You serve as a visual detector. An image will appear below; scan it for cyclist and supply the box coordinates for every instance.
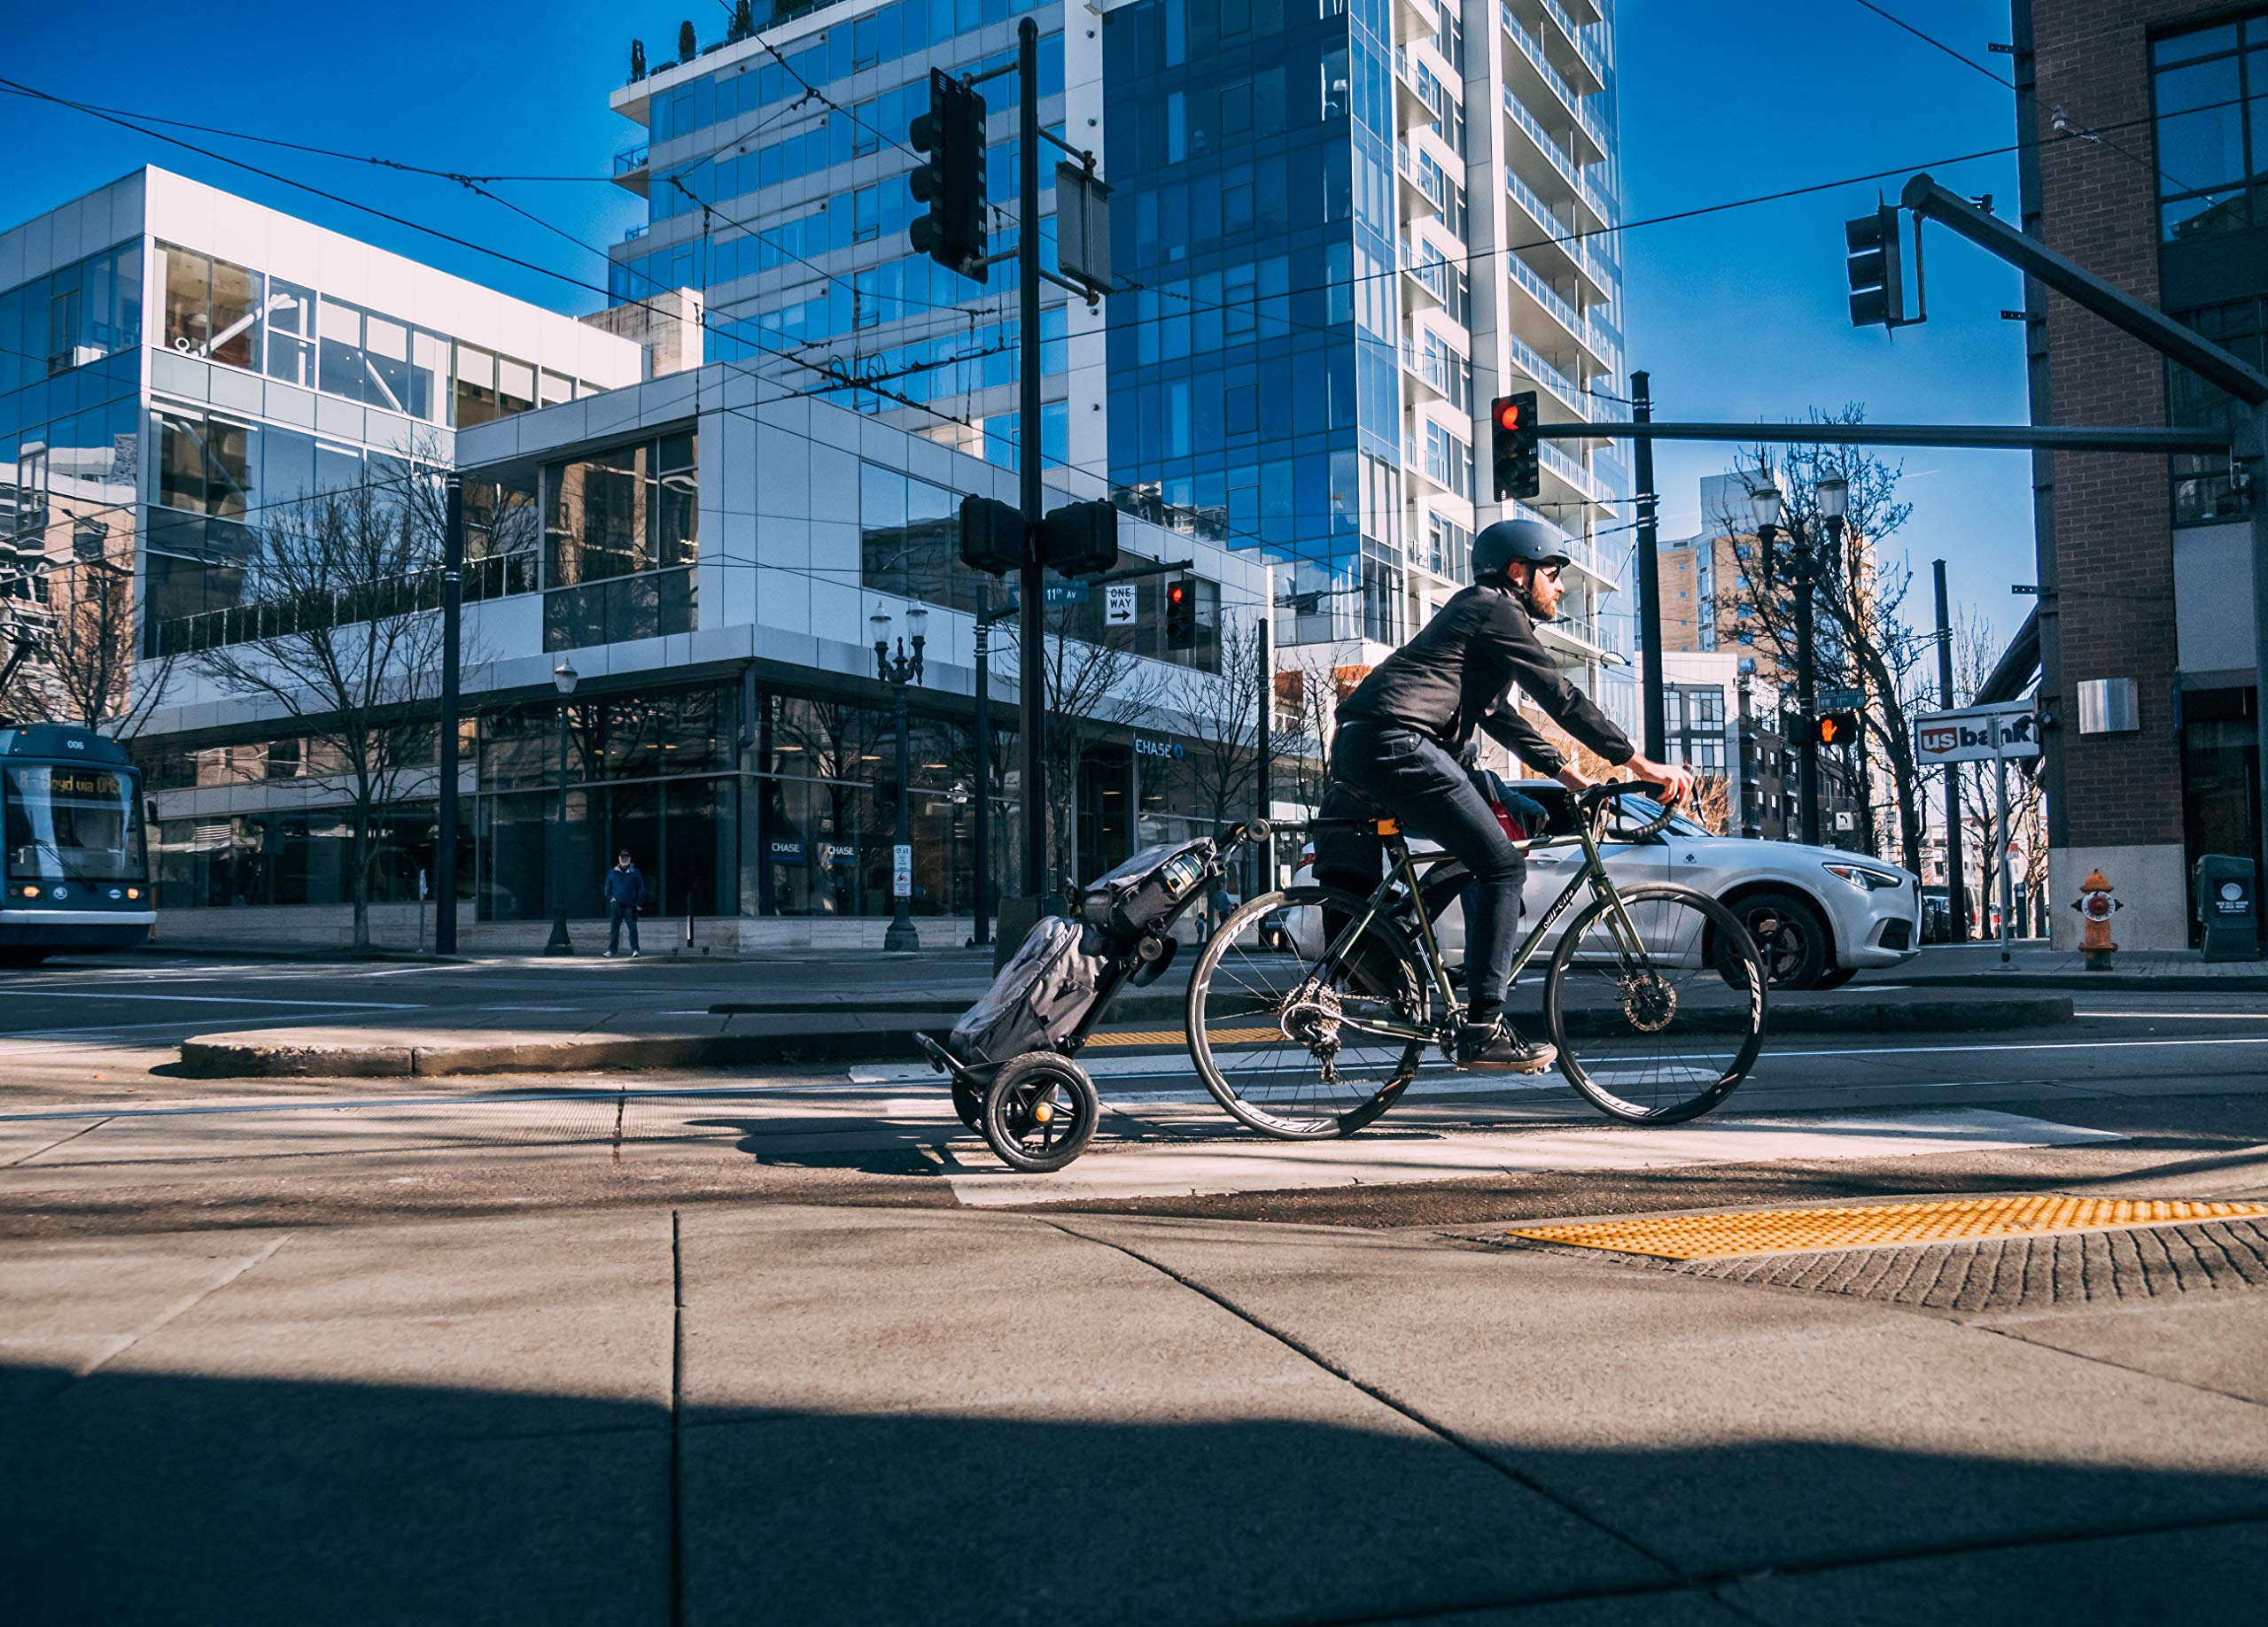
[1317,518,1694,1072]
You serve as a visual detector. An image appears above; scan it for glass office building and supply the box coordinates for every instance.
[606,1,1630,710]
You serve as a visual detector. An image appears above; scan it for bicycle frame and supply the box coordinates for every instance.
[1304,802,1657,1049]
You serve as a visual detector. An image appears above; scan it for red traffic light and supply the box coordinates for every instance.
[1495,399,1524,433]
[1167,582,1187,606]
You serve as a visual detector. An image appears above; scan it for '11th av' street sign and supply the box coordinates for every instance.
[1913,702,2040,766]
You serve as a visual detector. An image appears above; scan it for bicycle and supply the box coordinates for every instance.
[1184,782,1771,1138]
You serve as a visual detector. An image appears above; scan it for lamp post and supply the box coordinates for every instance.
[873,605,927,953]
[1749,483,1825,847]
[545,659,579,955]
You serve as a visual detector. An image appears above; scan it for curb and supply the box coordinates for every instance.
[176,994,2072,1079]
[175,1019,944,1081]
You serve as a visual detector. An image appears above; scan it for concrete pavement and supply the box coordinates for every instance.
[6,1196,2264,1624]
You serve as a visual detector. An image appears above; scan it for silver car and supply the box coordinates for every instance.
[1286,781,1921,991]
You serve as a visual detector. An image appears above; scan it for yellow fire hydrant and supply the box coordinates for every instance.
[2073,869,2120,971]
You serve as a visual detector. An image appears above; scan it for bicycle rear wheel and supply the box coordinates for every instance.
[1186,887,1430,1139]
[1542,884,1767,1125]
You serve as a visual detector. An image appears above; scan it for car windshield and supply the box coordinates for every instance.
[1612,794,1714,841]
[3,763,147,883]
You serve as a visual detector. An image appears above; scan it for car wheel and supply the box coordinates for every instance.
[1727,892,1829,990]
[1813,966,1857,991]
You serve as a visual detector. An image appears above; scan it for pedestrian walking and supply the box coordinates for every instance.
[604,850,645,957]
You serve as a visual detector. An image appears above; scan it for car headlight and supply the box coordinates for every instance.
[1823,862,1905,895]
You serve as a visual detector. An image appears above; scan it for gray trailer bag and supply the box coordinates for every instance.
[947,915,1108,1067]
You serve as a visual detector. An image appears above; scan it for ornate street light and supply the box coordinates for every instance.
[873,606,927,952]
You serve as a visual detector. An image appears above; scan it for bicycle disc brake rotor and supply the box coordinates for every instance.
[1620,970,1677,1033]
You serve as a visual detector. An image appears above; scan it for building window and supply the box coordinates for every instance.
[2169,295,2262,523]
[544,430,698,589]
[2152,17,2268,242]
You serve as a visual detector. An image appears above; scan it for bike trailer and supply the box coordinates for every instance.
[946,915,1110,1069]
[1076,838,1216,946]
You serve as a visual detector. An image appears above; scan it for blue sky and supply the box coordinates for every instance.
[4,0,2039,652]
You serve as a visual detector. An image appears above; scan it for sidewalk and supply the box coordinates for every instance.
[1882,941,2268,991]
[6,1198,2263,1623]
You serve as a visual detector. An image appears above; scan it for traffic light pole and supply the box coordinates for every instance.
[970,588,991,946]
[1630,371,1666,761]
[1015,16,1045,899]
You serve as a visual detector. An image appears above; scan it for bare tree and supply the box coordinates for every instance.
[22,552,176,736]
[1952,610,2047,935]
[1710,408,1932,872]
[1000,606,1171,889]
[186,450,457,950]
[1688,771,1733,836]
[1163,616,1266,836]
[1271,648,1349,819]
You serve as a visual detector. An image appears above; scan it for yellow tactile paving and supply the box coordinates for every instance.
[1086,1027,1298,1048]
[1507,1196,2268,1261]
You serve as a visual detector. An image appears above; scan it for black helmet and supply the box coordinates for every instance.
[1472,518,1573,579]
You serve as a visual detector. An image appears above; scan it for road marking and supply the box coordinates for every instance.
[943,1108,2125,1206]
[10,990,423,1010]
[2078,1010,2268,1020]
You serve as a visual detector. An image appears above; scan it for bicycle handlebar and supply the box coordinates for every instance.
[1579,779,1682,841]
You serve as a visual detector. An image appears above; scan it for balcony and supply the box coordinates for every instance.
[1402,339,1469,407]
[1394,141,1444,223]
[1399,239,1449,309]
[1398,0,1443,39]
[1537,0,1609,93]
[612,143,651,198]
[1502,327,1585,418]
[1501,88,1608,235]
[1503,167,1612,305]
[1542,440,1612,506]
[1392,47,1437,127]
[1502,5,1608,167]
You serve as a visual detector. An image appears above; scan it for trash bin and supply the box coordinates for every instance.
[2194,855,2260,962]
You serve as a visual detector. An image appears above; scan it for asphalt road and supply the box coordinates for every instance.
[2,948,2264,1232]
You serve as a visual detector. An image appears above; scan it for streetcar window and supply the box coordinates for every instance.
[3,765,147,883]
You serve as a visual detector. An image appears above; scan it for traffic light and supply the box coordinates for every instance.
[1491,391,1539,501]
[1165,577,1198,649]
[1784,714,1816,747]
[1845,204,1905,329]
[1039,499,1118,577]
[959,494,1024,576]
[909,69,988,282]
[1816,710,1861,747]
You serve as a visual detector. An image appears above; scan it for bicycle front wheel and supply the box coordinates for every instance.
[1186,887,1430,1139]
[1543,884,1767,1125]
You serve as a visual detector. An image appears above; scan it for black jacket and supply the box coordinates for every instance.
[1336,580,1634,775]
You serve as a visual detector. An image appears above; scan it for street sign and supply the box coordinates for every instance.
[1833,811,1858,833]
[1005,583,1088,608]
[1104,582,1137,625]
[892,843,913,899]
[1817,686,1863,710]
[1913,703,2040,766]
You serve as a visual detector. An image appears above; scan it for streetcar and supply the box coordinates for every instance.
[0,724,153,965]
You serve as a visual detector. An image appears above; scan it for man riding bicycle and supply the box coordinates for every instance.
[1316,518,1694,1073]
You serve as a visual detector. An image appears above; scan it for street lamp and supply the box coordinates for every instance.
[545,658,579,955]
[873,605,927,953]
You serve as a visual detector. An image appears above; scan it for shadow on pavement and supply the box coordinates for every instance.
[5,1363,2264,1625]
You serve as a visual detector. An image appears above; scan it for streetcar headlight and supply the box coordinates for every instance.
[19,886,37,899]
[127,887,142,900]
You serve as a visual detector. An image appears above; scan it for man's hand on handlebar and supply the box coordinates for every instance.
[1621,754,1695,807]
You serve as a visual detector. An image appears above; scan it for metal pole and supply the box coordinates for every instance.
[1933,559,1966,941]
[1631,371,1666,760]
[1015,16,1046,900]
[1794,534,1820,848]
[1995,730,2015,965]
[546,703,572,955]
[1255,562,1273,894]
[971,590,990,946]
[886,678,918,952]
[436,476,462,954]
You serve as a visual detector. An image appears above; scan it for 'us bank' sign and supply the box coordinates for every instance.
[1913,703,2041,766]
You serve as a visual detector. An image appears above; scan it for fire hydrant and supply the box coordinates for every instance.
[2073,869,2121,971]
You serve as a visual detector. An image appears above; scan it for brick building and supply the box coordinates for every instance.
[2016,0,2264,949]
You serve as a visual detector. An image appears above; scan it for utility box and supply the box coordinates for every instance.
[2194,855,2260,961]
